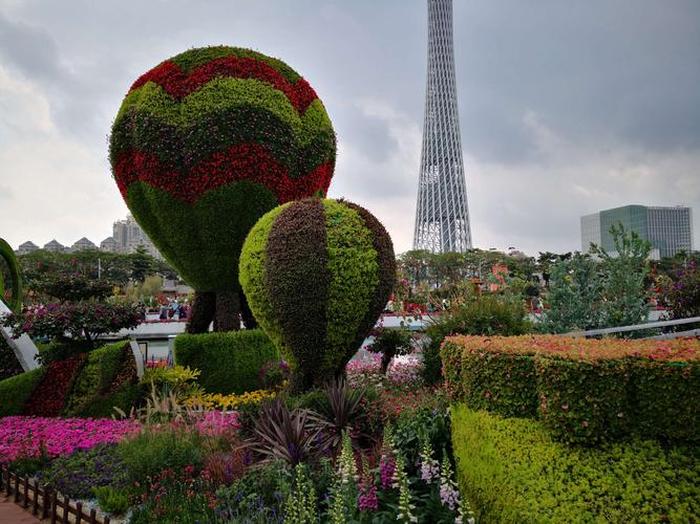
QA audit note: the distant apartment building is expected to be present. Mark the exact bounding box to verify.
[110,215,163,260]
[16,241,39,255]
[71,237,97,252]
[43,239,67,253]
[581,205,694,259]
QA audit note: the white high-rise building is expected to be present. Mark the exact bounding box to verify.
[111,215,163,260]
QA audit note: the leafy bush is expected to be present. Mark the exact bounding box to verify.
[215,461,290,523]
[0,335,22,381]
[442,335,700,444]
[240,198,395,391]
[451,405,700,523]
[174,329,279,394]
[93,486,130,515]
[117,427,203,488]
[422,293,531,385]
[40,444,128,499]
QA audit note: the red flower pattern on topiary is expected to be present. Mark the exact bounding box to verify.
[115,145,332,205]
[129,56,318,114]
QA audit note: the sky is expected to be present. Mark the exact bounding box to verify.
[0,0,699,257]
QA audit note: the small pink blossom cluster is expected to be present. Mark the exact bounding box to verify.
[346,354,423,387]
[0,416,140,463]
[192,410,241,437]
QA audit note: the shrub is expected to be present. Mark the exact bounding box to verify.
[451,405,700,524]
[0,335,22,381]
[0,368,44,416]
[0,237,22,312]
[240,198,396,391]
[93,486,130,515]
[442,335,700,444]
[109,46,336,332]
[422,293,531,385]
[117,427,203,488]
[366,325,413,374]
[174,329,279,394]
[63,341,132,416]
[24,353,86,417]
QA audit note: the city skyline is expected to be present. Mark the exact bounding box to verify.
[1,1,699,255]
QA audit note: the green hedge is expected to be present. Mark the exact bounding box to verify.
[0,368,45,416]
[174,329,278,394]
[63,342,132,416]
[442,335,700,444]
[452,404,700,524]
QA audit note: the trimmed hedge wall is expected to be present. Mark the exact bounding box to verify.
[452,405,700,524]
[0,368,45,417]
[239,198,396,391]
[174,329,279,394]
[442,335,700,444]
[109,46,336,302]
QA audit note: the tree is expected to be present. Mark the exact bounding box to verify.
[590,224,651,328]
[129,245,153,283]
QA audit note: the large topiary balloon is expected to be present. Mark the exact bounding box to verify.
[109,46,336,331]
[239,198,396,391]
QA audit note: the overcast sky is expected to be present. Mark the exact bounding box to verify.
[0,0,698,256]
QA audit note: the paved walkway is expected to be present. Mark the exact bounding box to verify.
[0,497,40,523]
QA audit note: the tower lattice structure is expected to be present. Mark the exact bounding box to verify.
[413,0,472,253]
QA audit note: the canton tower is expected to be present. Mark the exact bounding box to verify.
[413,0,472,252]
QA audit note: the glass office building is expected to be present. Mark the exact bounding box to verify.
[580,205,693,258]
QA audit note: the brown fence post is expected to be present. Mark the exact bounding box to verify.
[89,507,97,524]
[62,495,69,524]
[22,476,29,508]
[32,483,39,515]
[42,487,51,519]
[104,516,111,524]
[13,473,19,502]
[51,491,58,524]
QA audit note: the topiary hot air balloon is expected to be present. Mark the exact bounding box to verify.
[109,46,336,331]
[239,198,396,392]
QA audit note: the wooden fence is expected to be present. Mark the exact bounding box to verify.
[0,465,110,524]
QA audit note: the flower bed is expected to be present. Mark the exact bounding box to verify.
[0,417,140,463]
[442,335,700,444]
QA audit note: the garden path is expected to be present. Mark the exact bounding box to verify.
[0,497,40,523]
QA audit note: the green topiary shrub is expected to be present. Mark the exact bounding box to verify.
[451,405,700,524]
[0,367,45,416]
[0,237,22,313]
[63,341,134,416]
[109,46,336,332]
[174,329,279,394]
[239,198,396,391]
[442,335,700,444]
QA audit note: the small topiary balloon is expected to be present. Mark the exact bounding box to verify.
[239,198,396,391]
[109,46,336,331]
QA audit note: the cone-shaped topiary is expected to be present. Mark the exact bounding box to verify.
[0,238,22,313]
[109,46,336,331]
[239,198,396,391]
